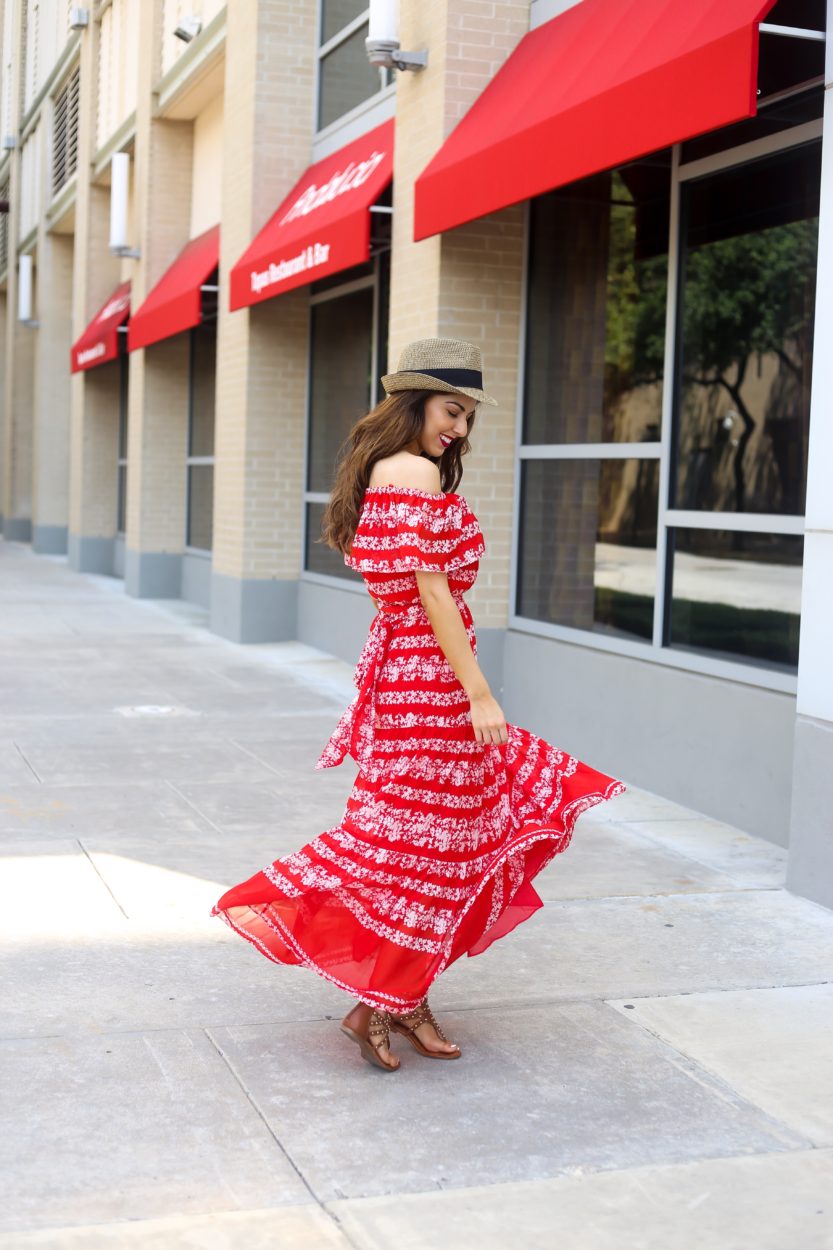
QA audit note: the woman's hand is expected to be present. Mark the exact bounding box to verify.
[468,689,508,746]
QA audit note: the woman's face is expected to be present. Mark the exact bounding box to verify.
[406,392,477,458]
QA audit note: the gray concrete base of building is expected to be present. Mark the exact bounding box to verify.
[2,517,33,542]
[68,534,116,575]
[29,522,67,552]
[210,572,299,643]
[181,552,211,608]
[500,630,796,850]
[786,715,833,910]
[125,550,183,599]
[32,524,68,555]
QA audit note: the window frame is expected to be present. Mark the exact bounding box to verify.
[510,114,823,696]
[184,312,218,556]
[301,249,389,592]
[50,62,80,201]
[314,2,392,137]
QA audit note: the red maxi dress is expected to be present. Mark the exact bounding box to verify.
[211,485,626,1012]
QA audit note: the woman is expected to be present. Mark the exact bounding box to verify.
[211,338,626,1072]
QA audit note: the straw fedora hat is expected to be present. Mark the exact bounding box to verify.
[381,338,498,406]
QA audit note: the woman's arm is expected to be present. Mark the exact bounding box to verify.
[415,571,508,747]
[369,457,507,744]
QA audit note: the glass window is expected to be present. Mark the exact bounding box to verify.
[318,22,385,131]
[307,285,375,493]
[517,459,659,641]
[524,156,670,445]
[668,529,803,671]
[186,317,217,551]
[117,349,129,535]
[187,465,214,552]
[517,51,820,684]
[189,319,216,458]
[304,255,390,581]
[305,501,354,576]
[321,0,366,43]
[673,143,820,515]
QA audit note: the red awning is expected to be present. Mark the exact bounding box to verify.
[414,0,777,240]
[70,282,131,373]
[229,119,393,311]
[128,225,219,351]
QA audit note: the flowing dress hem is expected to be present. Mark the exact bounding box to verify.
[210,776,627,1013]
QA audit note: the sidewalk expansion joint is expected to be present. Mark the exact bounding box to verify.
[77,838,130,919]
[13,742,41,783]
[203,1026,363,1248]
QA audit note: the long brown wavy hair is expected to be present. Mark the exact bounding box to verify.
[318,390,477,557]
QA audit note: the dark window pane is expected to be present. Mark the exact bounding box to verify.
[673,143,820,516]
[189,320,217,457]
[757,23,825,100]
[318,23,383,130]
[517,458,659,640]
[308,285,374,492]
[117,464,127,535]
[187,465,214,551]
[118,352,129,458]
[311,258,374,296]
[681,87,823,165]
[305,501,363,580]
[524,157,670,444]
[668,529,802,671]
[321,0,367,43]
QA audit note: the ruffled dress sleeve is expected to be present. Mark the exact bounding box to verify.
[345,487,485,573]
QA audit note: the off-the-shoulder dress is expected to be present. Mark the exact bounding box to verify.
[211,486,626,1012]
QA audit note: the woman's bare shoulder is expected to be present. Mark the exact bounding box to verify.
[368,453,442,493]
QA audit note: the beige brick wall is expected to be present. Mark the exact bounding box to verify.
[32,232,74,529]
[69,365,121,537]
[4,316,35,524]
[69,14,124,542]
[390,0,530,628]
[124,0,194,557]
[438,207,525,628]
[126,336,190,552]
[212,0,316,581]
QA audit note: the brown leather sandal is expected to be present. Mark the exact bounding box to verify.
[389,998,461,1060]
[340,1008,400,1072]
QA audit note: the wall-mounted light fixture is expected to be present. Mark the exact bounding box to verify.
[69,7,90,29]
[366,0,427,71]
[18,254,38,325]
[174,16,202,42]
[109,152,140,258]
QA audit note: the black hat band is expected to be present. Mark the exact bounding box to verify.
[400,368,484,389]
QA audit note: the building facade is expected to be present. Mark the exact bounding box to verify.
[0,0,830,906]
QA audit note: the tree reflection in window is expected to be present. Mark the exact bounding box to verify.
[673,144,820,517]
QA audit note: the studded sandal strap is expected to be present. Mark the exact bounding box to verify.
[367,1009,391,1052]
[422,1000,450,1043]
[395,998,449,1042]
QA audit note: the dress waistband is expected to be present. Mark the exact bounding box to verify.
[315,591,467,772]
[377,590,466,617]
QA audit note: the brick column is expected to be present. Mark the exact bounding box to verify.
[32,231,74,553]
[2,306,35,541]
[123,0,193,598]
[0,0,34,542]
[68,16,125,575]
[390,0,530,687]
[210,0,316,642]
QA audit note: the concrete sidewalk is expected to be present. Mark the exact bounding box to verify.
[1,538,831,1250]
